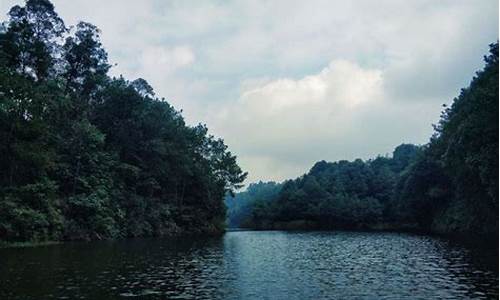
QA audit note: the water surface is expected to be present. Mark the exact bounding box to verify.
[0,231,497,299]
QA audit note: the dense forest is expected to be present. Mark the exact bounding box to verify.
[227,43,498,243]
[0,1,497,246]
[226,144,421,230]
[0,0,246,242]
[225,181,282,228]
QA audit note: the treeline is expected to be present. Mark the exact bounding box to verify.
[225,181,282,228]
[227,144,420,229]
[229,43,498,242]
[0,0,246,242]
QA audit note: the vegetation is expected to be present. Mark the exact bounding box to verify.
[225,181,282,228]
[0,0,246,242]
[0,0,497,245]
[231,43,498,242]
[231,144,420,230]
[396,42,498,239]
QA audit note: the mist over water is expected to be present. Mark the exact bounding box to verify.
[0,231,497,299]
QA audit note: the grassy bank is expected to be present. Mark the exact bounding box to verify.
[0,240,61,249]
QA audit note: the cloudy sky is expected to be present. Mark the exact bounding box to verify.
[1,0,498,184]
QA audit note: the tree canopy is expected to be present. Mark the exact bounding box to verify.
[231,43,498,243]
[0,0,246,242]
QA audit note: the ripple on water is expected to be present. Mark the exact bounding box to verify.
[0,231,497,299]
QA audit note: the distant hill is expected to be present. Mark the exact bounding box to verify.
[229,43,498,244]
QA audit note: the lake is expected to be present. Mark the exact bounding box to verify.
[0,231,497,299]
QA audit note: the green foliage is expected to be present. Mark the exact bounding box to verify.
[395,42,499,238]
[225,181,282,227]
[232,43,498,241]
[237,151,417,230]
[0,0,246,242]
[0,179,63,241]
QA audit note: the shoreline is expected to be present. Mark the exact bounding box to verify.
[232,224,499,250]
[3,226,497,250]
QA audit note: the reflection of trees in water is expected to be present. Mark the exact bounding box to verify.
[0,237,228,299]
[435,238,498,299]
[110,237,228,298]
[0,233,497,299]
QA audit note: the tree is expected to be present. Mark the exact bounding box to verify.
[63,22,110,100]
[0,0,66,80]
[0,0,246,242]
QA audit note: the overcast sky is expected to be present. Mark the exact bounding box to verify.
[1,0,498,184]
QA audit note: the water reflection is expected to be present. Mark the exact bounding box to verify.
[0,231,497,299]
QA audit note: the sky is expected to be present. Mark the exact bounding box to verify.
[1,0,498,184]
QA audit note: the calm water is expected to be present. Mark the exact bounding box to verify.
[0,231,497,299]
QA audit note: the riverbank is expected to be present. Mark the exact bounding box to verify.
[0,224,226,249]
[238,220,499,249]
[0,241,61,249]
[2,223,496,250]
[241,219,421,232]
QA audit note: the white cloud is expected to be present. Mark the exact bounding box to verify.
[0,0,497,185]
[211,60,442,183]
[139,46,195,73]
[129,45,195,93]
[238,60,382,115]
